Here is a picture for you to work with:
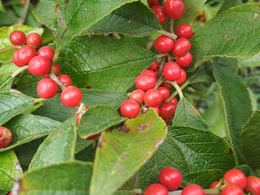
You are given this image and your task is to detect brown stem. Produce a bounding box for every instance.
[51,49,60,69]
[168,18,174,33]
[157,30,177,40]
[48,73,66,91]
[17,0,30,25]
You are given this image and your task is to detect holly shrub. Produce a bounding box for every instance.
[0,0,260,195]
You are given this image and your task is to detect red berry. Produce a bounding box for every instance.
[13,50,24,67]
[172,38,191,57]
[28,56,51,76]
[58,74,72,87]
[157,87,170,102]
[147,0,160,8]
[175,23,193,39]
[120,99,140,119]
[129,89,145,104]
[135,72,157,91]
[144,89,162,107]
[159,167,182,191]
[160,83,172,89]
[160,102,176,119]
[9,31,26,45]
[164,0,185,19]
[60,86,83,107]
[37,78,58,99]
[144,183,168,195]
[176,52,193,68]
[38,46,55,61]
[245,176,260,195]
[26,33,42,47]
[169,97,178,105]
[176,69,186,85]
[223,169,247,189]
[148,60,159,71]
[0,127,13,149]
[149,105,160,114]
[181,184,205,195]
[163,62,181,81]
[17,45,37,65]
[154,35,174,53]
[209,181,219,189]
[44,63,61,77]
[151,5,167,24]
[86,133,100,140]
[141,70,157,78]
[221,184,244,195]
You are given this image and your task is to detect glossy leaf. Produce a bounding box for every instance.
[189,3,260,71]
[135,133,190,191]
[29,116,77,169]
[90,109,167,195]
[173,97,212,131]
[0,92,34,126]
[0,150,22,191]
[13,161,93,195]
[84,1,160,37]
[78,105,126,139]
[0,114,61,152]
[168,126,236,172]
[0,74,12,91]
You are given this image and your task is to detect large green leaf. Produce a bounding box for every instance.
[189,3,260,71]
[168,126,236,172]
[241,111,260,175]
[33,0,138,48]
[0,92,34,126]
[78,105,126,139]
[0,150,22,191]
[135,133,190,191]
[29,116,77,169]
[90,109,167,195]
[84,1,160,37]
[13,161,93,195]
[0,114,60,152]
[0,74,12,91]
[217,0,242,15]
[212,58,252,164]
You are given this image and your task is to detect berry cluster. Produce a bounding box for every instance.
[10,30,82,108]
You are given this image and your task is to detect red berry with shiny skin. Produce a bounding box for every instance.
[44,63,61,77]
[175,23,193,39]
[148,60,159,71]
[157,87,170,102]
[144,183,168,195]
[61,86,83,107]
[0,127,13,149]
[28,56,51,76]
[160,83,172,89]
[9,31,26,45]
[151,5,167,24]
[144,89,162,107]
[176,69,186,85]
[26,33,42,47]
[17,45,37,65]
[164,0,185,19]
[181,184,205,195]
[13,50,24,67]
[221,184,244,195]
[160,102,176,119]
[176,52,193,68]
[37,78,58,99]
[58,74,72,87]
[163,62,181,81]
[147,0,160,8]
[159,167,182,191]
[172,38,191,57]
[245,176,260,195]
[154,35,174,53]
[120,99,140,119]
[209,181,219,189]
[141,70,157,78]
[169,97,178,106]
[130,89,145,104]
[135,72,157,91]
[38,46,55,61]
[223,169,247,189]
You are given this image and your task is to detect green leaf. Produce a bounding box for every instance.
[0,74,13,91]
[78,105,126,138]
[168,126,236,172]
[241,111,260,174]
[56,36,156,92]
[13,161,92,195]
[212,58,252,164]
[0,92,34,126]
[29,116,77,169]
[234,164,253,177]
[75,135,93,154]
[33,0,138,48]
[75,143,96,162]
[189,3,260,71]
[90,109,167,195]
[84,1,160,37]
[173,97,212,131]
[238,53,260,69]
[217,0,242,15]
[135,133,190,191]
[0,114,61,152]
[182,169,223,188]
[0,150,22,191]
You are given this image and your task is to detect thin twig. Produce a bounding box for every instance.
[168,18,174,33]
[17,0,30,24]
[0,46,21,54]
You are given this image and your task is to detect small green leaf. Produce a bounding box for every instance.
[173,97,212,131]
[14,161,93,195]
[78,105,126,138]
[29,116,77,169]
[0,150,22,191]
[241,111,260,173]
[0,92,34,126]
[234,164,253,177]
[90,109,167,195]
[0,74,13,91]
[168,126,236,172]
[0,114,61,152]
